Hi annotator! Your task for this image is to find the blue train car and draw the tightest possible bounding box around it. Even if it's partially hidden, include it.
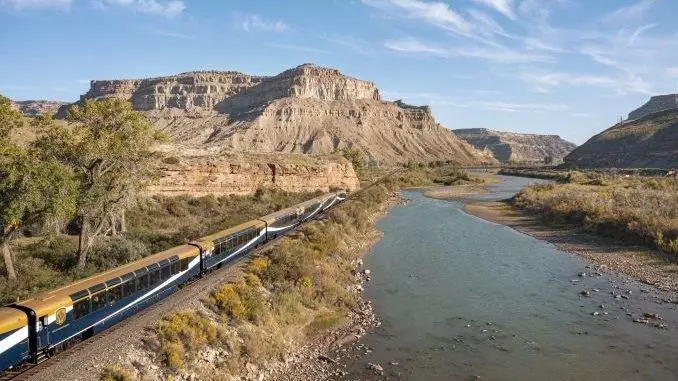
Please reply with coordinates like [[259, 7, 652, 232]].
[[0, 189, 351, 373], [12, 245, 201, 361], [0, 308, 29, 373], [197, 220, 267, 271]]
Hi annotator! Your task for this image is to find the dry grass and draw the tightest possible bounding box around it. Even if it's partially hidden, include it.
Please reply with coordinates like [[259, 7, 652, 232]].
[[0, 189, 314, 305], [99, 365, 135, 381], [153, 175, 405, 377], [514, 176, 678, 256]]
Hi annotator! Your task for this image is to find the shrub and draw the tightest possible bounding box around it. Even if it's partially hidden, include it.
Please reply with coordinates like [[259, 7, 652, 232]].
[[305, 311, 348, 334], [209, 282, 266, 324], [100, 365, 134, 381], [155, 311, 220, 370], [514, 177, 678, 256], [248, 257, 269, 275], [87, 236, 149, 272], [162, 156, 180, 165]]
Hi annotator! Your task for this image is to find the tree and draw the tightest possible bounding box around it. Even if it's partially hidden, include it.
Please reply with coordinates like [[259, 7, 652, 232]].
[[0, 96, 76, 279], [34, 98, 166, 270], [340, 147, 365, 170]]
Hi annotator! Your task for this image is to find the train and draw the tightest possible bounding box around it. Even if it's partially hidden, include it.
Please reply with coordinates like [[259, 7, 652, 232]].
[[0, 190, 348, 374]]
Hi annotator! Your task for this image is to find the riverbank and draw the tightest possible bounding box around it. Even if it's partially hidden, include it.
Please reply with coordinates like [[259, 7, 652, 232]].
[[338, 178, 678, 381], [262, 192, 405, 381], [464, 200, 678, 293]]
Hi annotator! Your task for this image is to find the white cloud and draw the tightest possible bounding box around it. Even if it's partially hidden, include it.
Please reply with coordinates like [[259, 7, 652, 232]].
[[362, 0, 471, 35], [667, 68, 678, 77], [320, 35, 375, 56], [0, 0, 72, 10], [385, 36, 551, 62], [602, 0, 656, 24], [98, 0, 184, 17], [235, 13, 289, 33], [149, 28, 191, 39], [471, 0, 515, 20], [384, 37, 448, 56], [627, 23, 656, 45], [444, 99, 568, 112], [521, 71, 654, 95]]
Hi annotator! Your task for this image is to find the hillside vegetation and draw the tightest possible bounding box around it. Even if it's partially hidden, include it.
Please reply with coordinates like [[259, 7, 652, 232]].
[[514, 174, 678, 256]]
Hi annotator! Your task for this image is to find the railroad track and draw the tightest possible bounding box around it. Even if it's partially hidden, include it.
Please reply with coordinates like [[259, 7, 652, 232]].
[[1, 170, 401, 381]]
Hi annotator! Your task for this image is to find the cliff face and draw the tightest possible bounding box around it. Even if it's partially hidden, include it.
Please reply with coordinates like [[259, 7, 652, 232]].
[[11, 100, 69, 117], [563, 108, 678, 169], [78, 64, 492, 166], [147, 153, 360, 196], [628, 94, 678, 120], [453, 128, 577, 163]]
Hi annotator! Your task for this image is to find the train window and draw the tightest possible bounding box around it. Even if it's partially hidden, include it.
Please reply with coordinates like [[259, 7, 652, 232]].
[[88, 283, 105, 295], [107, 286, 122, 304], [73, 299, 90, 320], [149, 269, 160, 287], [70, 290, 89, 302], [91, 293, 106, 312], [171, 261, 181, 275], [123, 279, 136, 297], [180, 258, 190, 271], [161, 265, 171, 281], [137, 273, 149, 291]]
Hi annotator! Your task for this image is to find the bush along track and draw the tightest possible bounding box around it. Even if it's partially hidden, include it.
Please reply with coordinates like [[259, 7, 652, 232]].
[[106, 179, 402, 380]]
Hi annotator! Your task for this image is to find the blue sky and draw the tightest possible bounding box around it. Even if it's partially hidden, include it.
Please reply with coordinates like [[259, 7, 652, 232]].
[[1, 0, 677, 144]]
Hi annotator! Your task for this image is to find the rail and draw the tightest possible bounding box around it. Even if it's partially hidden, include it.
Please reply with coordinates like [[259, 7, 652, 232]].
[[0, 169, 406, 380]]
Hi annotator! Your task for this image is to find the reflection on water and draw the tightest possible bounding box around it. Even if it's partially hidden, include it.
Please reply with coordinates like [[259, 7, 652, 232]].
[[344, 176, 678, 381]]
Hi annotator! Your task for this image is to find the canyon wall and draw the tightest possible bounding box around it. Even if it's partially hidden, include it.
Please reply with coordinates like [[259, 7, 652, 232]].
[[628, 94, 678, 120], [454, 128, 577, 163], [147, 153, 360, 196], [77, 64, 492, 166]]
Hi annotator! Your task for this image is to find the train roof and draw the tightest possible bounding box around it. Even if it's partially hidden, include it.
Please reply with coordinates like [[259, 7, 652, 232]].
[[198, 219, 266, 244], [16, 245, 199, 318], [0, 307, 27, 334], [259, 194, 335, 223]]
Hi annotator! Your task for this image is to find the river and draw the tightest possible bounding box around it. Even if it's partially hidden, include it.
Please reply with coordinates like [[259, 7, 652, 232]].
[[340, 175, 678, 381]]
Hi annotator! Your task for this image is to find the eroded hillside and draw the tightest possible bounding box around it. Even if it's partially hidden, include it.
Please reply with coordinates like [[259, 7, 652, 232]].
[[564, 108, 678, 168], [76, 64, 493, 166], [454, 128, 576, 163]]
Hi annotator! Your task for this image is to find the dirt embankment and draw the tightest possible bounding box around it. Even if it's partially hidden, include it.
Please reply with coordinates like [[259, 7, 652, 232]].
[[464, 201, 678, 293]]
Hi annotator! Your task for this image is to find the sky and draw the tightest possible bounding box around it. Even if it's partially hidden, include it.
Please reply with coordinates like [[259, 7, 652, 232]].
[[1, 0, 678, 144]]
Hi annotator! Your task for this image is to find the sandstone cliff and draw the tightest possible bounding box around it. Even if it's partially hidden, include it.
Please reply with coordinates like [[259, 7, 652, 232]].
[[564, 108, 678, 169], [453, 128, 576, 163], [147, 153, 360, 196], [628, 94, 678, 120], [77, 64, 492, 166], [11, 99, 69, 117]]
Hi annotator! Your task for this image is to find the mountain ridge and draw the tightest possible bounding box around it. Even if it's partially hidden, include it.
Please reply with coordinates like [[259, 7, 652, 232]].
[[453, 128, 577, 163], [564, 101, 678, 169], [72, 64, 494, 166]]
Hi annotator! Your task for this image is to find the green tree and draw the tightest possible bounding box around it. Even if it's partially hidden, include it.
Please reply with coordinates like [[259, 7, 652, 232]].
[[340, 147, 365, 170], [34, 98, 166, 270], [0, 96, 76, 279]]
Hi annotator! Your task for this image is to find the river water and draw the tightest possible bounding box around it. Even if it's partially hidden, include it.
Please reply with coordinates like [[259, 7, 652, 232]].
[[341, 176, 678, 381]]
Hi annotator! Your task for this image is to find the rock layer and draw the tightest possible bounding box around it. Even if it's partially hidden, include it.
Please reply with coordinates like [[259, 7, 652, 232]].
[[147, 153, 360, 196], [564, 108, 678, 169], [454, 128, 576, 163], [628, 94, 678, 120], [78, 64, 492, 165], [10, 100, 69, 117]]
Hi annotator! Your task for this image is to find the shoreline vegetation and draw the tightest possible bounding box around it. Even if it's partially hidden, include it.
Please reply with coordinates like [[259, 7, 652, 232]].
[[99, 165, 486, 380], [462, 172, 678, 293]]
